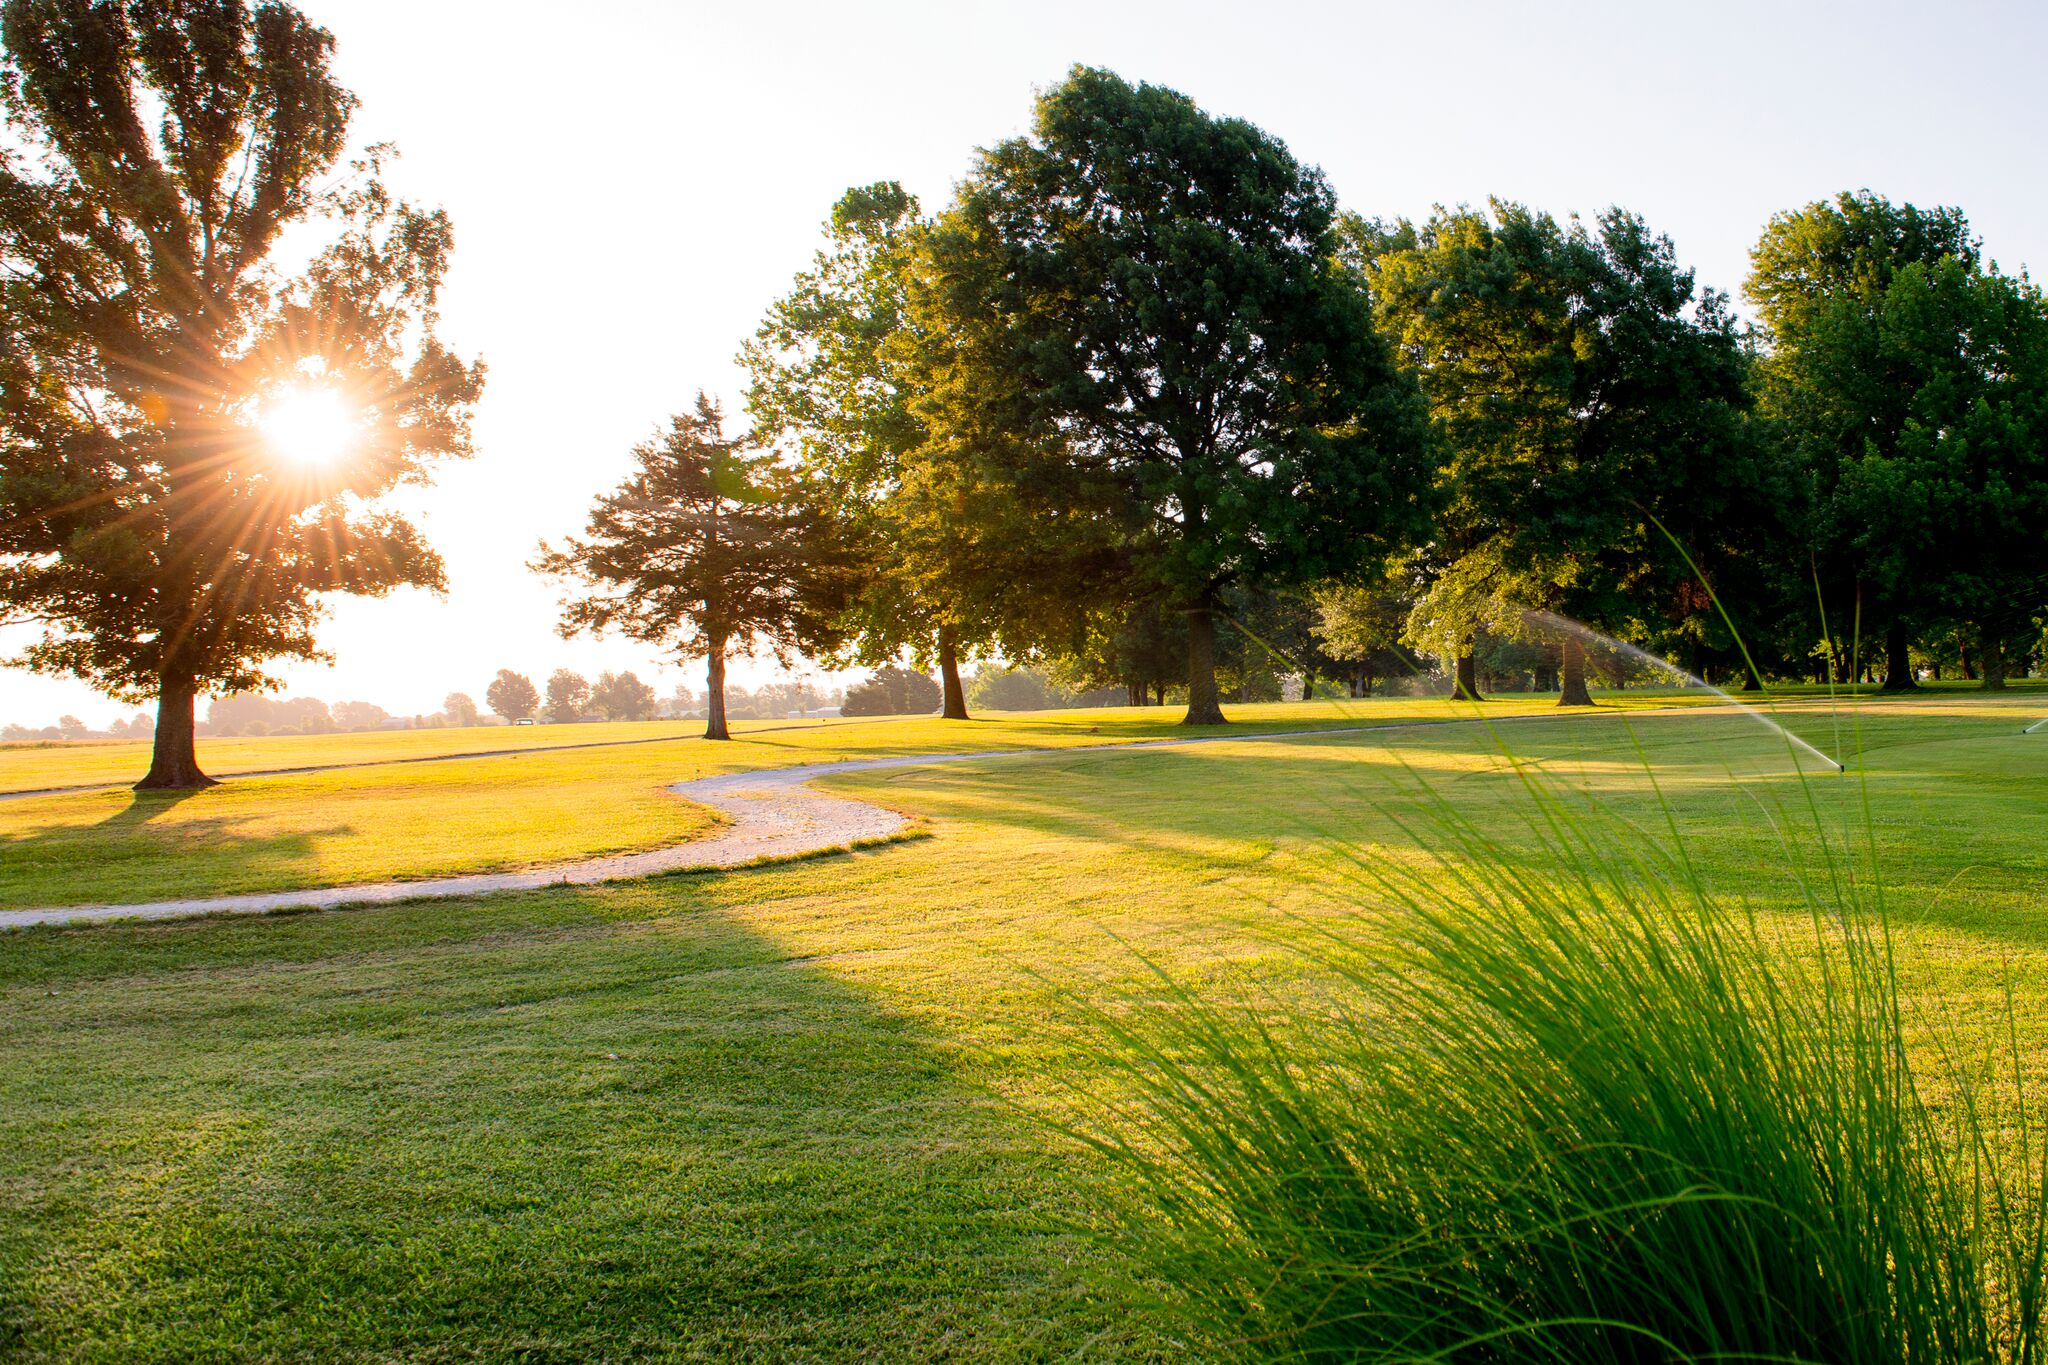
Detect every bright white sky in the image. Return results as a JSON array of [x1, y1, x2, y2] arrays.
[[7, 0, 2047, 726]]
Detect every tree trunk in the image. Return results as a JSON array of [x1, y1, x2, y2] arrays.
[[1980, 628, 2008, 690], [1182, 597, 1227, 725], [1454, 653, 1483, 702], [938, 625, 969, 720], [1880, 619, 1917, 691], [1153, 682, 1166, 707], [135, 673, 215, 790], [1959, 634, 1976, 680], [1741, 661, 1763, 692], [1558, 635, 1595, 707], [705, 640, 731, 740], [1126, 683, 1143, 707]]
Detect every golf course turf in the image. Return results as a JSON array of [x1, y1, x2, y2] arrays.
[[1, 688, 2044, 1359]]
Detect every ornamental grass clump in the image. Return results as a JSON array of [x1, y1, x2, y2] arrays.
[[1076, 773, 2048, 1362]]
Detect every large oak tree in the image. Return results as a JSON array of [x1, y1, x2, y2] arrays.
[[744, 184, 979, 718], [1746, 192, 2021, 688], [0, 0, 483, 787], [915, 67, 1437, 725], [1784, 254, 2048, 688], [1369, 202, 1759, 706]]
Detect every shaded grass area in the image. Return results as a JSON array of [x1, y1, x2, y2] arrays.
[[0, 694, 2045, 1358], [0, 695, 1730, 909]]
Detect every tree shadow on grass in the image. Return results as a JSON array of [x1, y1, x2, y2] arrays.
[[846, 713, 1825, 872], [0, 879, 1142, 1361], [847, 712, 2048, 948], [0, 791, 355, 909], [92, 787, 211, 830]]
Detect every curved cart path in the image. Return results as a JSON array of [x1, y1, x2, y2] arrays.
[[0, 708, 1721, 930]]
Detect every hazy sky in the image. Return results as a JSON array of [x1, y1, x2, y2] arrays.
[[7, 0, 2047, 726]]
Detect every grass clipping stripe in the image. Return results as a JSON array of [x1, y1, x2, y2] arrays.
[[1064, 755, 2048, 1363]]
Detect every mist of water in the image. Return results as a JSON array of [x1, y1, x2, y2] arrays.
[[1519, 611, 1845, 773], [2025, 716, 2048, 735]]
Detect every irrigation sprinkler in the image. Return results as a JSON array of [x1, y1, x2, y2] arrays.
[[1517, 611, 1848, 773], [2025, 716, 2048, 735]]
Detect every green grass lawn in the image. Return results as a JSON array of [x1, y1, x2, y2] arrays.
[[1, 689, 2046, 1359], [0, 693, 1736, 908]]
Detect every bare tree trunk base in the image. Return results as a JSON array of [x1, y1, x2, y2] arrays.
[[1182, 600, 1227, 726], [939, 627, 970, 720], [1558, 636, 1595, 707], [1454, 654, 1484, 702], [138, 676, 215, 789], [705, 641, 732, 740], [133, 770, 219, 792], [1881, 621, 1918, 691]]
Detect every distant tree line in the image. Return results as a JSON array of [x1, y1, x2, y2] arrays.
[[540, 67, 2047, 738], [0, 666, 865, 745], [170, 669, 663, 739], [2, 712, 150, 743]]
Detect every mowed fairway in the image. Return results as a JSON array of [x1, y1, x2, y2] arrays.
[[2, 690, 2046, 1359], [0, 697, 1717, 909]]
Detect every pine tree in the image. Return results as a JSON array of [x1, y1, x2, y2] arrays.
[[535, 396, 848, 741]]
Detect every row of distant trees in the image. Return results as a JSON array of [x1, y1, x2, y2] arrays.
[[2, 668, 866, 743], [2, 712, 152, 744], [538, 66, 2048, 740], [0, 9, 2042, 782]]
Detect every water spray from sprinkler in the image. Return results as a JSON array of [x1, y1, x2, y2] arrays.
[[1520, 611, 1847, 773], [2025, 717, 2048, 735]]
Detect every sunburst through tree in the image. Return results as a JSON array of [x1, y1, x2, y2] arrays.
[[0, 0, 484, 788]]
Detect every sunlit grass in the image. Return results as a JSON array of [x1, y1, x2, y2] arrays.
[[1064, 738, 2048, 1359], [0, 696, 1744, 908], [0, 693, 2043, 1357], [0, 689, 1790, 794]]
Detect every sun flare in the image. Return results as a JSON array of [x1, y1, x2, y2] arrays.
[[259, 386, 354, 466]]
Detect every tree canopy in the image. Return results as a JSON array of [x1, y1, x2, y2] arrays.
[[485, 669, 538, 721], [743, 183, 981, 717], [1368, 201, 1759, 704], [914, 66, 1438, 725], [1746, 191, 2028, 687], [543, 668, 589, 724]]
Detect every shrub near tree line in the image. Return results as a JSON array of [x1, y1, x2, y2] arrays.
[[840, 665, 941, 717]]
